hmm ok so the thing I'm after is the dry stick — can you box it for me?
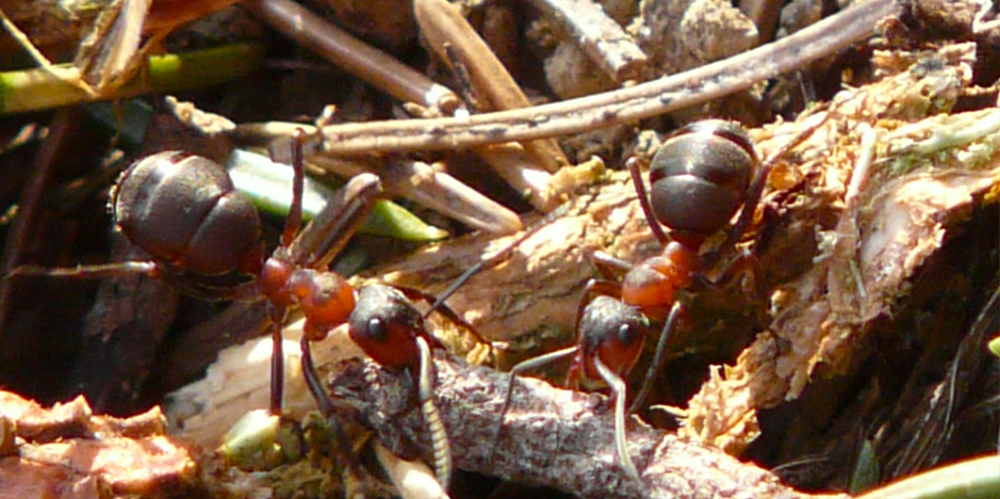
[246,0,529,233]
[244,0,459,111]
[297,149,524,235]
[0,109,77,348]
[415,0,569,212]
[739,0,785,43]
[332,356,842,499]
[234,0,900,155]
[525,0,648,83]
[383,160,525,235]
[415,0,568,173]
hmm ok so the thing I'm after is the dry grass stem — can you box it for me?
[233,0,900,155]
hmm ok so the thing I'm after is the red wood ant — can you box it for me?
[5,131,515,490]
[497,118,828,482]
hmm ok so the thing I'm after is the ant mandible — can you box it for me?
[7,130,501,490]
[498,117,828,482]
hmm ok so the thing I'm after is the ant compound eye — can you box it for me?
[367,317,389,342]
[617,323,640,346]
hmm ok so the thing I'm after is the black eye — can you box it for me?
[617,323,639,346]
[367,317,388,342]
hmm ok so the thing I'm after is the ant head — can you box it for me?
[349,284,428,371]
[577,296,650,381]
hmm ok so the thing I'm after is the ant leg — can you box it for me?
[592,251,633,281]
[299,335,333,416]
[628,300,683,415]
[3,261,159,280]
[495,346,578,443]
[722,112,833,258]
[416,336,452,491]
[269,129,383,270]
[267,128,312,247]
[424,201,572,318]
[297,334,369,479]
[268,303,286,415]
[293,174,383,269]
[626,157,669,247]
[593,356,641,482]
[396,285,492,359]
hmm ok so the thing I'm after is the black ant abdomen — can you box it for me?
[646,120,758,245]
[112,151,264,278]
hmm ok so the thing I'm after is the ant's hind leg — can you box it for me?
[299,334,334,416]
[268,303,286,415]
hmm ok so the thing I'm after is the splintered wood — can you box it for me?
[682,42,999,456]
[526,0,647,83]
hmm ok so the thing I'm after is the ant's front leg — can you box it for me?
[394,284,495,362]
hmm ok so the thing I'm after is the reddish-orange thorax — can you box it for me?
[621,241,700,320]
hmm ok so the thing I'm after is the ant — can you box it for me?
[5,130,519,490]
[497,117,828,482]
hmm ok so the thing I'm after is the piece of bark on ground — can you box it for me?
[0,391,195,498]
[329,355,845,499]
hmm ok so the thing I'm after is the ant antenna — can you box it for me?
[424,201,572,319]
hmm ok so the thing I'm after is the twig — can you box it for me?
[525,0,647,83]
[250,0,571,215]
[0,109,77,367]
[233,0,900,155]
[303,153,524,234]
[739,0,785,43]
[381,159,524,235]
[414,0,568,172]
[244,0,459,112]
[414,0,570,212]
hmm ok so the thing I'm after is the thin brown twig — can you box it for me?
[244,0,460,111]
[0,109,78,349]
[415,0,569,173]
[233,0,901,156]
[739,0,785,43]
[414,0,570,212]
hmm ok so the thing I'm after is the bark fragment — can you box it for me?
[329,356,842,499]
